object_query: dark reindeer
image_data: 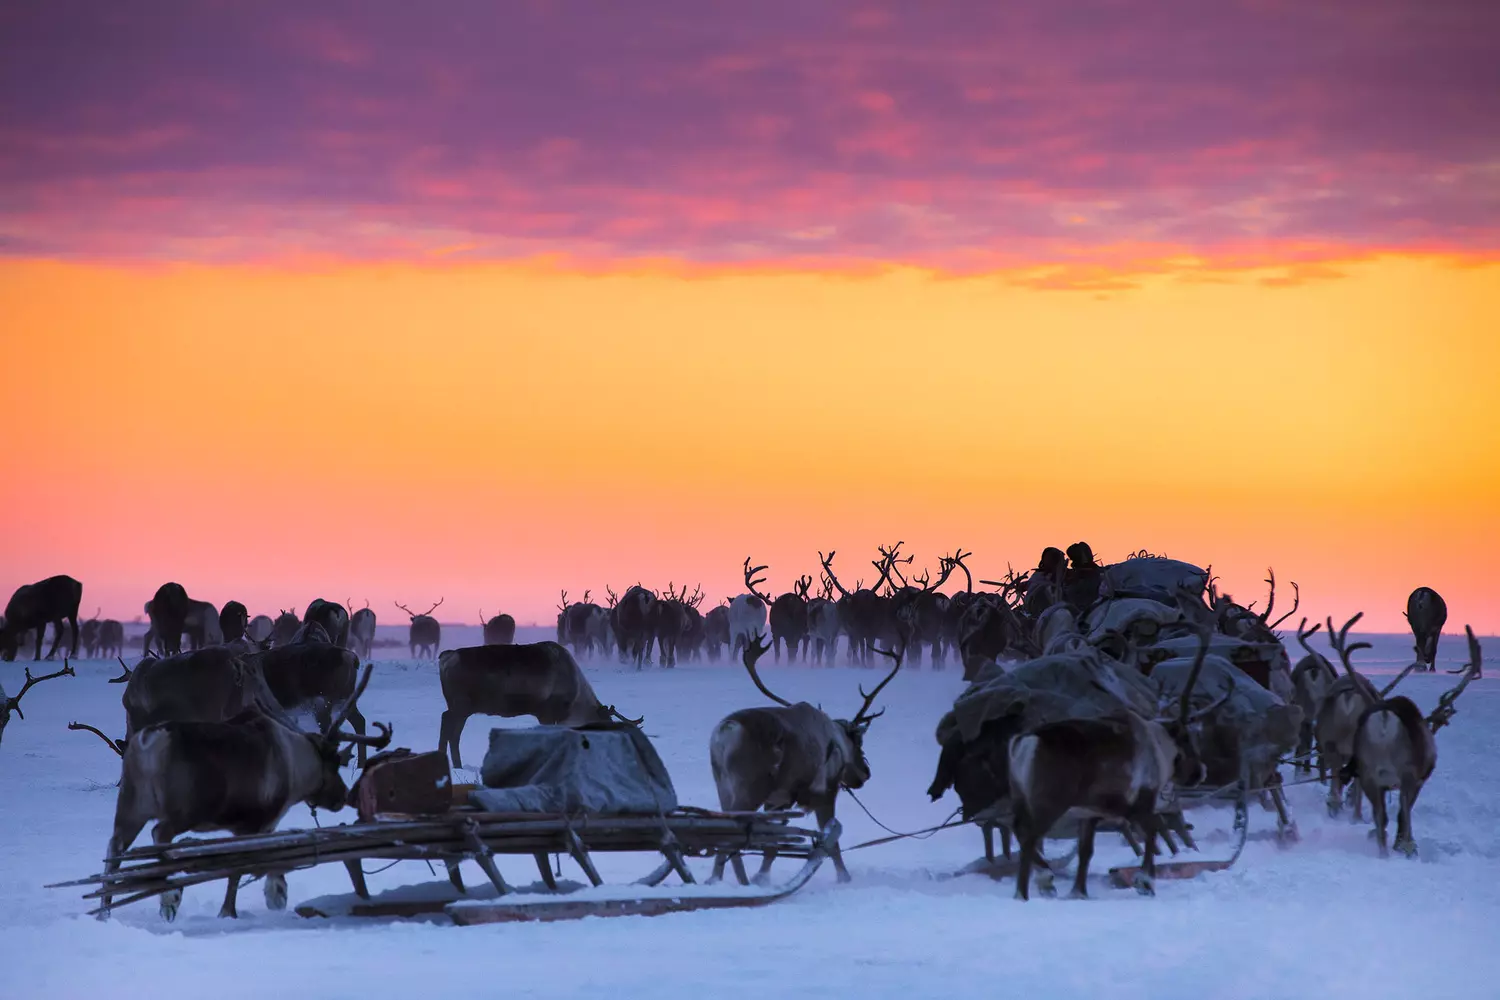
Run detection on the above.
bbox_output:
[304,598,351,649]
[480,609,517,645]
[702,604,730,661]
[1405,587,1447,673]
[436,642,643,768]
[614,585,657,669]
[97,619,125,659]
[396,598,444,659]
[767,575,813,663]
[1289,619,1339,776]
[653,583,701,668]
[143,583,191,657]
[1314,612,1380,819]
[348,601,377,658]
[708,633,904,885]
[805,575,842,665]
[270,608,301,647]
[0,662,75,744]
[1008,630,1221,901]
[100,665,390,921]
[1,575,83,661]
[559,590,612,658]
[80,609,103,657]
[218,601,249,644]
[819,546,903,664]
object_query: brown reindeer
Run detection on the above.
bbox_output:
[1314,613,1380,819]
[708,632,903,884]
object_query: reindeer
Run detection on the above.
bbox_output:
[395,598,443,659]
[97,619,125,659]
[480,609,517,645]
[1314,613,1380,819]
[1008,630,1222,900]
[303,598,350,649]
[888,549,966,667]
[1347,627,1478,858]
[1,575,83,661]
[101,665,390,921]
[1289,619,1339,777]
[767,575,813,663]
[728,560,773,661]
[702,604,730,661]
[436,642,643,768]
[1405,587,1447,673]
[819,547,902,664]
[348,601,377,658]
[218,601,249,644]
[270,608,301,647]
[708,633,904,885]
[558,590,611,659]
[614,586,657,668]
[80,608,103,657]
[246,614,276,648]
[806,577,842,666]
[653,583,701,668]
[0,662,75,744]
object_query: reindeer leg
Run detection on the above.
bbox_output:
[1001,825,1013,861]
[1369,785,1389,858]
[1395,779,1420,857]
[1325,753,1344,817]
[753,847,780,886]
[219,873,242,919]
[264,871,288,911]
[1070,819,1097,899]
[347,704,368,768]
[151,823,184,921]
[1133,808,1158,897]
[1348,781,1364,822]
[100,814,148,921]
[982,824,995,863]
[447,713,469,770]
[817,801,852,883]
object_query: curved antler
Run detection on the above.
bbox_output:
[852,641,905,728]
[109,656,133,684]
[1325,612,1371,678]
[819,551,853,598]
[741,632,792,707]
[68,721,125,756]
[743,558,775,604]
[606,704,644,726]
[5,661,75,718]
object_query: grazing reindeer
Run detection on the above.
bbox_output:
[1289,619,1339,777]
[396,598,443,659]
[768,575,813,663]
[436,642,643,767]
[101,666,390,921]
[218,602,249,644]
[0,662,75,744]
[1315,613,1380,819]
[1008,630,1221,900]
[480,609,517,645]
[1405,587,1448,673]
[348,601,377,658]
[1,575,83,661]
[708,633,904,884]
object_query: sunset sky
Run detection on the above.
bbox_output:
[2,2,1496,632]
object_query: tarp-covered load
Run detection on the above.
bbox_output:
[1083,597,1183,642]
[1101,557,1209,603]
[937,650,1161,746]
[471,725,679,815]
[1150,654,1301,781]
[1151,633,1295,703]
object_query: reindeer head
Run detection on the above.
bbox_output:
[0,662,75,744]
[309,664,391,808]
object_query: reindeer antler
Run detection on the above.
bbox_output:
[68,721,124,757]
[394,600,415,617]
[743,558,775,604]
[605,585,619,608]
[1325,612,1371,678]
[852,641,905,729]
[741,632,792,707]
[556,591,569,612]
[109,656,133,684]
[819,551,853,598]
[1429,626,1481,733]
[4,661,75,719]
[947,548,974,592]
[794,575,813,600]
[422,597,444,617]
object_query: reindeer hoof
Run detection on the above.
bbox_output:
[160,901,179,922]
[752,872,774,887]
[1036,872,1057,898]
[1277,821,1300,846]
[1394,839,1418,858]
[218,903,239,919]
[1133,874,1156,897]
[835,869,853,885]
[1326,801,1341,819]
[264,876,288,911]
[1068,888,1089,901]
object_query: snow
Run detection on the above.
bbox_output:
[4,626,1499,1000]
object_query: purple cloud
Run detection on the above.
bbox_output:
[1,1,1496,268]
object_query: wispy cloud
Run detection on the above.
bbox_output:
[2,1,1496,269]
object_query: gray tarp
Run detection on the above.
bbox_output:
[470,725,679,815]
[1151,654,1302,773]
[936,650,1161,746]
[1101,557,1208,602]
[1083,597,1182,641]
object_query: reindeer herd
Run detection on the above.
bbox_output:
[0,544,1486,920]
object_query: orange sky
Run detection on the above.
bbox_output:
[1,254,1496,632]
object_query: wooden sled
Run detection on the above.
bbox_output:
[51,807,838,923]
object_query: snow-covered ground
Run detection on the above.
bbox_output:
[3,627,1498,1000]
